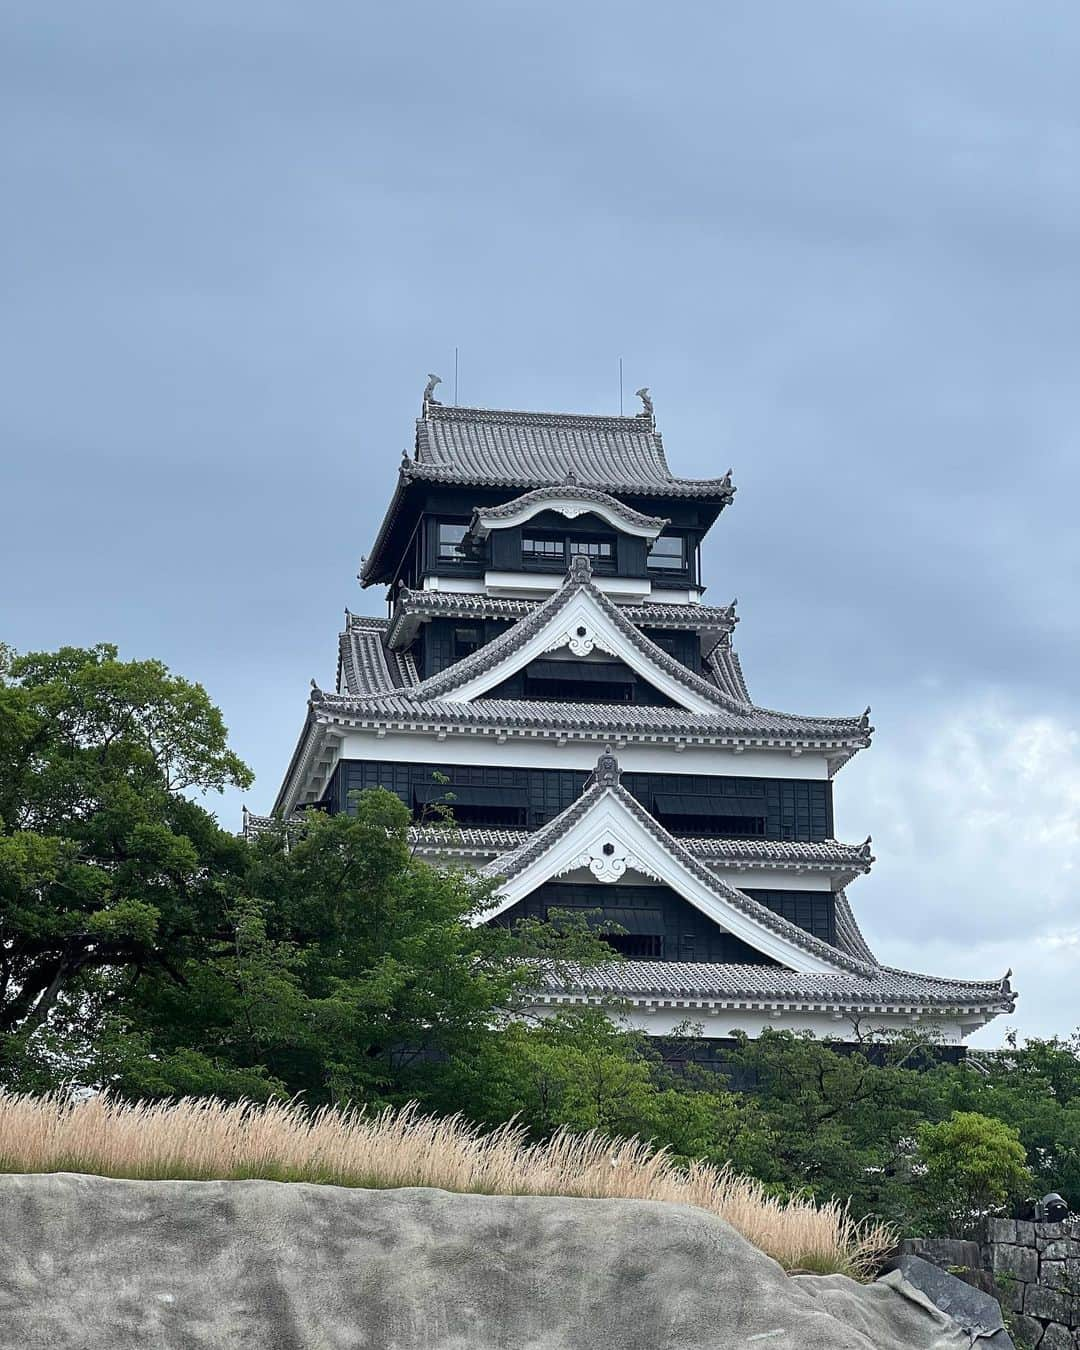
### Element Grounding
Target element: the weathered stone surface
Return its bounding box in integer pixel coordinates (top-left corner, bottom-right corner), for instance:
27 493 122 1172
988 1220 1020 1245
1039 1322 1073 1350
899 1238 982 1273
1040 1259 1072 1289
1043 1241 1080 1262
991 1243 1040 1284
892 1256 1012 1345
1006 1312 1042 1348
0 1174 974 1350
1016 1222 1037 1248
1026 1282 1073 1323
994 1274 1027 1313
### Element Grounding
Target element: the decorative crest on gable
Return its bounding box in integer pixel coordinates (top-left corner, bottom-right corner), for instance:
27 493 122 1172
568 553 593 581
593 746 621 787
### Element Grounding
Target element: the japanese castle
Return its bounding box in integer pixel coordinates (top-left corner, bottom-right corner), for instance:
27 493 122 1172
260 378 1015 1045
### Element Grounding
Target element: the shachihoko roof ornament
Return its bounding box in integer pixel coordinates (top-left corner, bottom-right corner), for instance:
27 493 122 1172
361 386 737 586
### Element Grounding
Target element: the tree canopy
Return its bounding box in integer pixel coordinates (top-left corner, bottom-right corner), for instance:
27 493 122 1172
0 643 252 1079
2 641 1077 1241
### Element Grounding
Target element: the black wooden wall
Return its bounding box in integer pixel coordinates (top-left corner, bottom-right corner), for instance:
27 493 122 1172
414 618 703 684
324 759 834 841
494 880 836 958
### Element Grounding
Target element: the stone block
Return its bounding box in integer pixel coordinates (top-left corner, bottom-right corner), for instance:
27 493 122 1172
894 1255 1009 1340
1005 1313 1042 1349
900 1237 981 1272
991 1244 1040 1284
1042 1240 1080 1261
1025 1282 1072 1323
994 1273 1026 1312
1036 1223 1067 1247
1016 1221 1037 1247
988 1219 1019 1244
1038 1323 1073 1350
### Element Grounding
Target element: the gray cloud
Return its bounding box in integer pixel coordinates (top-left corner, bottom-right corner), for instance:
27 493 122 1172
2 0 1077 1039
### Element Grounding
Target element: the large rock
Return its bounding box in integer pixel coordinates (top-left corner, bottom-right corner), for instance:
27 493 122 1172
0 1173 973 1350
889 1256 1014 1348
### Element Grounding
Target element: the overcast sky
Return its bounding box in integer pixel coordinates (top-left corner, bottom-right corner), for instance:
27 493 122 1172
3 2 1078 1045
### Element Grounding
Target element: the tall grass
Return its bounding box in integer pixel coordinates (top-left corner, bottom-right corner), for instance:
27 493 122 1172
0 1091 893 1277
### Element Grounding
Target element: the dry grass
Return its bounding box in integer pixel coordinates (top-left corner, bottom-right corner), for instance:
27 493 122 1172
0 1091 894 1277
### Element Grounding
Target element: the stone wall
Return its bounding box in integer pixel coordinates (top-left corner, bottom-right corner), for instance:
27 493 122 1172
982 1218 1080 1350
903 1219 1080 1350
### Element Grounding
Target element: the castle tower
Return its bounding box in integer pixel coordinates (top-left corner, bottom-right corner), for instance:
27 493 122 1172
263 381 1015 1044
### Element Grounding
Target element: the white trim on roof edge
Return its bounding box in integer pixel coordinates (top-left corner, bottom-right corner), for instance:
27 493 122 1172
524 1000 992 1042
480 789 845 974
472 493 667 541
439 587 720 712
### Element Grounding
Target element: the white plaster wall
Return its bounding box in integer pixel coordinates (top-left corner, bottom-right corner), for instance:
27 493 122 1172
707 868 832 892
336 730 830 780
525 1002 977 1042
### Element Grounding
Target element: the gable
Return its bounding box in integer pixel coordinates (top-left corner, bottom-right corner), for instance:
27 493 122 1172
480 787 850 975
482 654 679 707
432 586 722 713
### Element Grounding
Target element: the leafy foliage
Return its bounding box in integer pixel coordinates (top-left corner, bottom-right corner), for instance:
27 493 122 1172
915 1111 1032 1236
3 642 1078 1243
0 644 252 1080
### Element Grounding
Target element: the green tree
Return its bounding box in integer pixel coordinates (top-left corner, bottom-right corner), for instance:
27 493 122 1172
0 644 252 1084
942 1035 1080 1211
915 1111 1033 1236
722 1028 948 1223
99 791 619 1106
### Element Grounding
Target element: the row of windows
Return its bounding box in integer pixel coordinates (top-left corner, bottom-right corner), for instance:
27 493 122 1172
522 533 616 571
327 761 833 841
434 520 689 574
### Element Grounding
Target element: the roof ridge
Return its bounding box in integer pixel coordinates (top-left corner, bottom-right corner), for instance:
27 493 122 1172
422 403 655 433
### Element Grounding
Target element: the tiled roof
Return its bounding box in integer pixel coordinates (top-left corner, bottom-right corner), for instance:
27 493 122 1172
470 483 669 537
833 888 878 965
313 691 869 745
533 960 1015 1011
383 590 739 648
381 562 866 747
407 402 736 501
410 824 872 867
479 772 873 976
410 824 874 883
704 635 751 703
337 621 419 696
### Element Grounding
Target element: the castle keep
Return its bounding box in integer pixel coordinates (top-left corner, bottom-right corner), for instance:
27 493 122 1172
259 380 1014 1044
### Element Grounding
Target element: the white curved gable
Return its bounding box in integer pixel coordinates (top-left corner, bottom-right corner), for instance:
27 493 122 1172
482 790 846 975
473 493 667 541
440 587 719 712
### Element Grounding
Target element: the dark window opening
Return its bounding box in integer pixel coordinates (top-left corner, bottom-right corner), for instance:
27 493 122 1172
453 625 481 658
441 801 527 827
658 810 768 838
523 675 636 704
437 522 472 562
648 533 687 572
412 783 528 829
416 796 527 829
521 532 564 563
573 538 616 570
600 933 663 959
522 533 616 572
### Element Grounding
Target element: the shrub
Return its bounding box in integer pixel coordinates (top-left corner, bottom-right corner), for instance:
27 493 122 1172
915 1110 1032 1236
